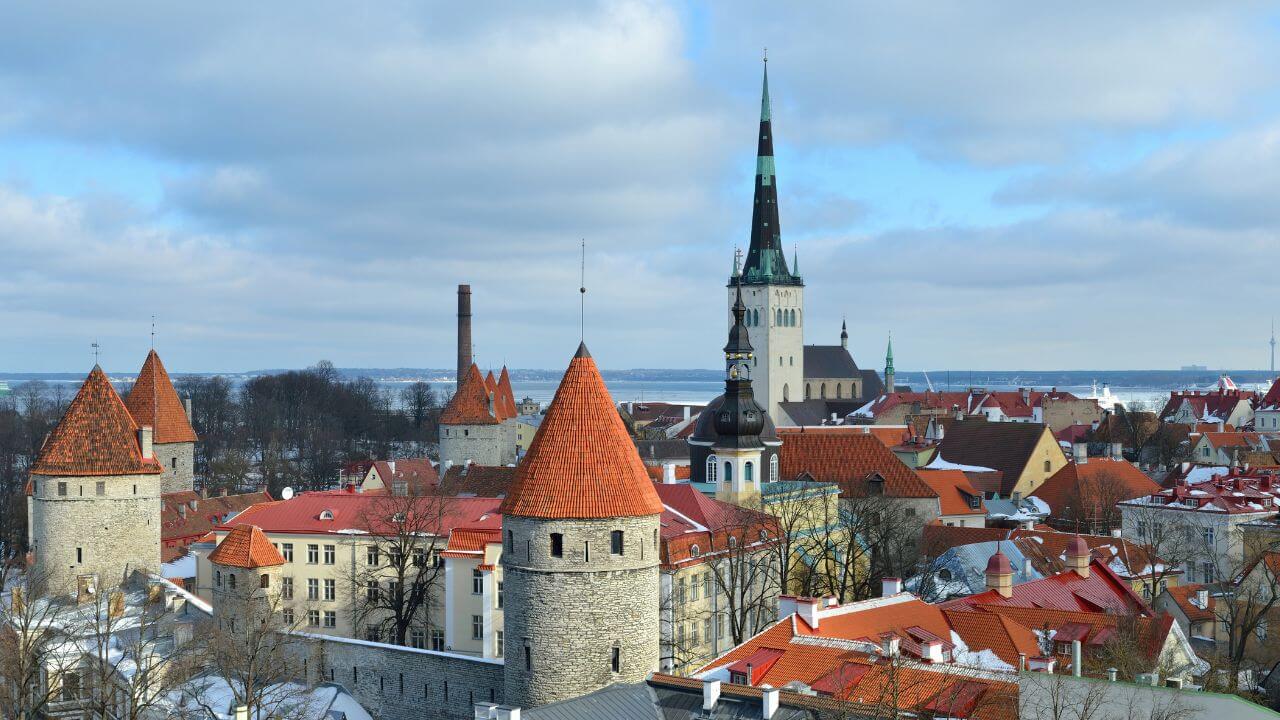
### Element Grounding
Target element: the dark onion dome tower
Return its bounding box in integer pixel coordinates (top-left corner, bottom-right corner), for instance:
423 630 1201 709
500 342 663 708
691 281 781 503
731 57 804 423
30 365 164 593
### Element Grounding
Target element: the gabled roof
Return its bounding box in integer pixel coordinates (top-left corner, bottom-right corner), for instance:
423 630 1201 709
124 350 198 444
1030 458 1160 518
225 493 502 536
162 490 272 544
1260 378 1280 412
803 345 859 378
941 557 1150 616
440 364 499 425
936 421 1059 495
657 483 779 567
31 366 163 477
438 464 517 497
778 428 934 498
208 524 286 568
917 469 985 516
1161 584 1216 624
367 459 440 494
499 343 663 519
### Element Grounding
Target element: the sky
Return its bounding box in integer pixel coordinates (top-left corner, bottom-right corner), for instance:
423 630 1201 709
2 2 1279 374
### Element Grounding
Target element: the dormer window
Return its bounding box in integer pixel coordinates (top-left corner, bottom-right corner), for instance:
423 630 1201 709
319 509 335 521
690 544 701 558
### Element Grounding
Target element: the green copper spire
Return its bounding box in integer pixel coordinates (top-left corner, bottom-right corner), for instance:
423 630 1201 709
792 245 799 276
885 333 895 374
734 54 801 288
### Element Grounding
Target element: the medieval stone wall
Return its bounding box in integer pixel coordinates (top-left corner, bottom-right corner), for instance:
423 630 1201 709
155 441 195 494
501 514 660 708
297 632 506 720
439 423 513 467
30 471 162 592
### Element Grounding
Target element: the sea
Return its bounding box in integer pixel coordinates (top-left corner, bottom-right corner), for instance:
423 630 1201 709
2 368 1275 412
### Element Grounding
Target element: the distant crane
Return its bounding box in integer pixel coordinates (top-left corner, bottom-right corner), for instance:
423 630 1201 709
922 370 936 392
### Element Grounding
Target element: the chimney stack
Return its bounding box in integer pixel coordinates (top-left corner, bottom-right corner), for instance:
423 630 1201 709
1072 442 1088 465
457 284 473 387
184 396 193 424
139 425 154 460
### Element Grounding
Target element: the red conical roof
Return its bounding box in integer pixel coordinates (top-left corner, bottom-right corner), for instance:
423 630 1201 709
441 364 499 425
987 550 1013 575
208 524 286 568
500 343 662 519
31 366 163 477
124 350 198 444
497 366 518 419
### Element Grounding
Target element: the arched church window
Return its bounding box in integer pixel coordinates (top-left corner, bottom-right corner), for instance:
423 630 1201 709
745 462 754 483
783 384 789 401
724 462 733 485
820 384 827 399
775 309 782 326
706 455 718 483
770 455 779 483
753 309 759 326
805 384 811 400
836 383 843 398
789 309 796 326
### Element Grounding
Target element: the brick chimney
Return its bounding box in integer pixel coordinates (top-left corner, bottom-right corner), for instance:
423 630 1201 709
139 425 154 460
457 284 472 386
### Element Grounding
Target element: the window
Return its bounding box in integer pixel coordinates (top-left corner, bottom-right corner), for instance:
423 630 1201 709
472 569 484 595
308 610 320 627
690 575 700 601
1202 527 1216 547
550 533 563 557
1257 619 1268 641
216 570 221 587
728 536 738 549
611 645 621 673
691 623 700 646
497 631 504 657
281 577 293 600
283 608 295 625
497 581 504 608
717 613 727 639
307 579 319 600
678 577 688 604
323 545 335 564
229 574 237 589
281 543 293 562
969 494 981 510
1202 562 1215 583
706 455 718 483
690 544 701 558
506 530 513 551
95 481 105 496
413 548 426 567
323 611 336 628
58 481 67 496
703 573 712 598
307 544 319 564
584 541 590 562
62 672 81 701
611 530 624 555
410 628 426 649
171 457 177 469
431 628 445 651
260 573 270 588
677 623 685 648
472 615 483 640
366 580 380 602
1044 460 1051 472
367 546 380 566
324 579 335 601
525 644 532 671
724 462 733 485
770 455 779 483
77 547 83 564
366 625 381 642
745 461 754 483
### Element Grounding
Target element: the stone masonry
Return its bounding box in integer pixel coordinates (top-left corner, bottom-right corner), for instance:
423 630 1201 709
439 422 515 467
154 441 195 494
502 514 660 708
30 471 162 593
298 632 506 720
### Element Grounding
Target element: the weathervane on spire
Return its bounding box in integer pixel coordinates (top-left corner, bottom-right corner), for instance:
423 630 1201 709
579 239 587 342
150 315 156 349
763 47 767 64
91 341 100 366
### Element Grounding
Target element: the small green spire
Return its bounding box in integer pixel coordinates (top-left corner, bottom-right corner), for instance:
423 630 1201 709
792 245 799 276
761 51 771 122
885 332 895 373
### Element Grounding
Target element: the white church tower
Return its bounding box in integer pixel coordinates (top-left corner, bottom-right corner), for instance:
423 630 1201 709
730 57 804 424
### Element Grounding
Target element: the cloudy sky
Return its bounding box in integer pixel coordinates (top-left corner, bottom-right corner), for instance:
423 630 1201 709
2 2 1278 374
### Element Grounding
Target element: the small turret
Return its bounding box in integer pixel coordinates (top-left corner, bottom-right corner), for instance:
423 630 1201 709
840 319 848 349
986 548 1014 598
1067 535 1091 578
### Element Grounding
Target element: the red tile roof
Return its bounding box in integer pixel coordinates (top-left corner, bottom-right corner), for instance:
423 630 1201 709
225 493 502 536
656 482 778 567
497 366 518 419
440 528 502 558
941 557 1151 616
31 366 163 477
440 364 499 425
1127 468 1280 514
917 469 985 516
161 490 272 561
1030 458 1160 518
499 343 663 519
777 428 936 498
1162 584 1215 623
123 350 199 444
644 465 692 481
1159 389 1254 422
367 459 439 494
1261 378 1280 412
208 524 286 568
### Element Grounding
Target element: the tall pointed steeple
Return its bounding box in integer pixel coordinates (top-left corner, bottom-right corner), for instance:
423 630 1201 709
884 333 896 393
714 280 766 443
737 55 801 287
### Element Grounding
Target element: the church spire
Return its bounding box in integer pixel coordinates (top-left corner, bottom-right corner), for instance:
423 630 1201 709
736 54 801 288
884 333 896 393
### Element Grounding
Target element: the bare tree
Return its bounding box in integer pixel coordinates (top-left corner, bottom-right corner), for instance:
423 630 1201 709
347 490 451 645
0 568 79 720
1122 501 1197 602
806 488 922 604
701 507 782 646
1059 469 1133 535
1212 542 1280 692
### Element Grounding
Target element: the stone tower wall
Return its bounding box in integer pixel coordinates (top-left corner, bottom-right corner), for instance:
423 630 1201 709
502 514 660 708
210 561 283 633
439 423 513 467
30 471 162 593
155 441 195 494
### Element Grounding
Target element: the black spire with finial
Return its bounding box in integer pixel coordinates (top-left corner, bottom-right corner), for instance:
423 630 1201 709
714 276 766 441
736 50 801 288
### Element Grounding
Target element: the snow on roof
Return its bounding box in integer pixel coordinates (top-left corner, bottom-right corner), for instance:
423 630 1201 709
924 454 997 473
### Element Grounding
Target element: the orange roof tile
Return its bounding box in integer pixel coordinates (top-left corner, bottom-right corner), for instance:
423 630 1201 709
1030 458 1160 518
499 343 663 519
778 428 936 498
1162 584 1215 623
441 364 499 425
497 366 518 419
123 350 198 444
943 609 1040 667
918 469 986 516
31 366 163 477
207 524 286 568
